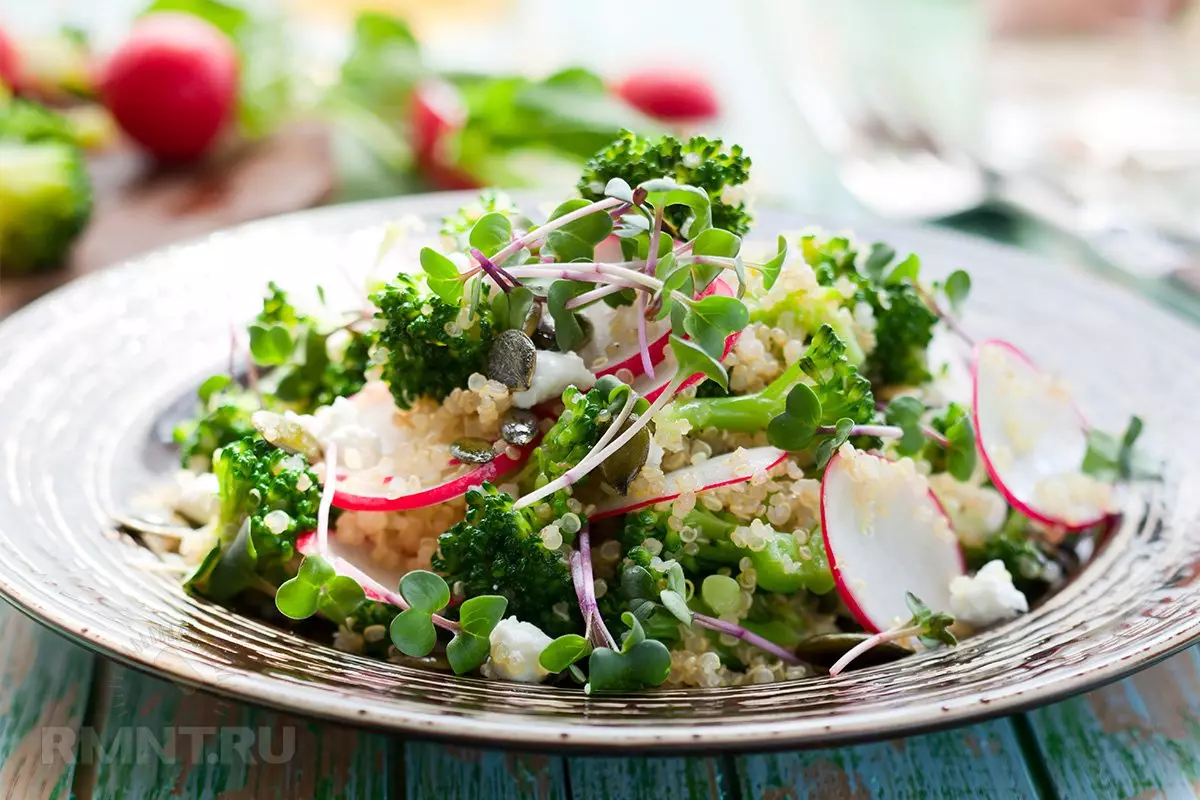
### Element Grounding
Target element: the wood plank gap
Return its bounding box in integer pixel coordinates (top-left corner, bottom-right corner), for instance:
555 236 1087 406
720 753 743 800
68 657 113 800
1011 714 1059 800
390 737 406 800
561 752 576 800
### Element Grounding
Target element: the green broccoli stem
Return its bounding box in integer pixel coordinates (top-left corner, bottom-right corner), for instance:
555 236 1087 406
668 358 805 433
491 196 623 265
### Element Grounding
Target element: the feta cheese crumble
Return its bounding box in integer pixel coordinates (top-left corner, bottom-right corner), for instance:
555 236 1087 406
173 470 219 525
949 560 1029 627
512 351 596 408
480 617 553 683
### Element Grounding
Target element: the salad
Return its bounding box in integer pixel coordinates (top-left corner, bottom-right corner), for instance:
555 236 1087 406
146 131 1144 692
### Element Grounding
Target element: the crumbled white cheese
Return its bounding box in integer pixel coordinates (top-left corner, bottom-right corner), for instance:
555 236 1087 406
173 470 219 525
512 351 596 409
949 560 1029 626
294 387 388 469
480 617 553 683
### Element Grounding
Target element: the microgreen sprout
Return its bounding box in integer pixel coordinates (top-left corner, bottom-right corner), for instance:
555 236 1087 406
829 593 956 677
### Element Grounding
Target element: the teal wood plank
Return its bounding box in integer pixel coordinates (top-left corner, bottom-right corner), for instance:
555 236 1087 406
404 741 567 800
0 602 96 800
89 664 395 799
568 756 729 800
1026 644 1200 798
735 718 1038 799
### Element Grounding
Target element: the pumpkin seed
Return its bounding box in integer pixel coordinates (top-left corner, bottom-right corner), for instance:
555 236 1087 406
600 424 650 494
451 437 496 464
251 410 323 463
487 329 537 390
500 409 539 446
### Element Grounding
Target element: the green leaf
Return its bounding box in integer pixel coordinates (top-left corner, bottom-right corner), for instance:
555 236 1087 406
389 609 437 656
539 634 592 673
275 578 319 620
683 295 747 360
446 632 491 675
863 243 896 283
1083 415 1145 481
197 374 233 404
604 177 635 203
296 554 336 586
545 198 614 263
669 335 728 392
547 280 591 351
619 611 647 652
505 287 535 331
766 382 821 451
659 589 692 624
419 247 463 305
457 595 508 638
469 212 513 258
638 179 712 238
761 235 787 291
399 570 450 614
884 395 927 456
885 254 920 286
946 417 977 481
943 270 971 311
318 576 367 624
142 0 248 37
585 638 672 693
248 323 294 366
815 418 855 470
691 228 741 259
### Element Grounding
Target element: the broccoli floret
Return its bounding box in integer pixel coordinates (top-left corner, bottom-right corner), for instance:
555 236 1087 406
371 273 494 409
0 140 92 275
174 384 263 471
186 436 321 602
663 323 875 434
0 99 78 144
800 235 938 388
431 483 577 636
578 130 752 236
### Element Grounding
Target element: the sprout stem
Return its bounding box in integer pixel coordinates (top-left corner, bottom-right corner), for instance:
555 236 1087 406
470 248 519 292
565 283 627 309
691 612 803 666
816 424 905 439
828 624 920 676
635 291 655 379
922 425 950 449
316 441 339 557
332 558 461 633
492 197 622 265
914 285 975 348
571 528 617 650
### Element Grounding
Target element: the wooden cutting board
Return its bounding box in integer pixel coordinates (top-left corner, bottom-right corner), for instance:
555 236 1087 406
0 121 334 317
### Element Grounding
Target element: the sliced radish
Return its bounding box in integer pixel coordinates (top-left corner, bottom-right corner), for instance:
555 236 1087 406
821 446 964 633
972 339 1115 530
296 530 404 603
591 446 787 520
593 278 736 383
333 436 538 512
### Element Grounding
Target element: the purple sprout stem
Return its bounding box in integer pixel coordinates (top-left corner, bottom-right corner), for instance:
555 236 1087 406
635 291 655 380
505 261 663 292
828 624 920 677
491 196 623 265
504 267 642 292
608 202 632 220
922 425 950 449
565 283 628 309
691 613 803 666
645 205 665 277
571 531 617 650
914 285 975 348
333 558 461 634
470 248 519 292
817 424 904 439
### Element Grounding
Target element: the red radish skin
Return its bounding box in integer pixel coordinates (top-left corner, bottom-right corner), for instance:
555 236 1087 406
295 531 398 602
332 436 539 512
0 27 20 91
970 339 1109 531
614 70 719 122
820 449 965 634
410 79 480 190
101 13 238 162
591 446 787 520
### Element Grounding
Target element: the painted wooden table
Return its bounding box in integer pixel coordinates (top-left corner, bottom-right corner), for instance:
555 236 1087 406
3 599 1199 800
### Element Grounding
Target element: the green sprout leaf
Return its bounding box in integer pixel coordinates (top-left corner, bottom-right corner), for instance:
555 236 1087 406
863 243 896 283
469 211 513 258
545 198 614 263
399 570 451 615
248 323 294 366
1083 415 1146 482
638 179 713 238
659 589 692 624
604 177 635 203
419 247 463 305
389 609 437 657
943 269 971 312
904 591 957 648
457 595 508 639
692 228 741 259
585 612 673 694
539 634 592 673
275 577 319 620
815 418 855 469
761 235 787 291
446 631 491 675
884 253 920 286
669 335 728 392
884 395 927 456
317 576 367 624
683 294 748 359
701 574 741 616
945 416 977 481
197 374 233 404
766 382 822 452
547 280 591 351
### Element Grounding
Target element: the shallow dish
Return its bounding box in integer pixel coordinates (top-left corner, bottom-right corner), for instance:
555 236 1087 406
1 193 1198 751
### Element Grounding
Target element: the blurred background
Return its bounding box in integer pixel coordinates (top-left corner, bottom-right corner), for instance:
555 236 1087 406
3 0 1200 316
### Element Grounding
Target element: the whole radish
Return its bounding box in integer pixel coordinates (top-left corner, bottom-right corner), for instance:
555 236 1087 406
409 79 479 190
0 26 20 92
614 69 718 123
101 13 238 162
